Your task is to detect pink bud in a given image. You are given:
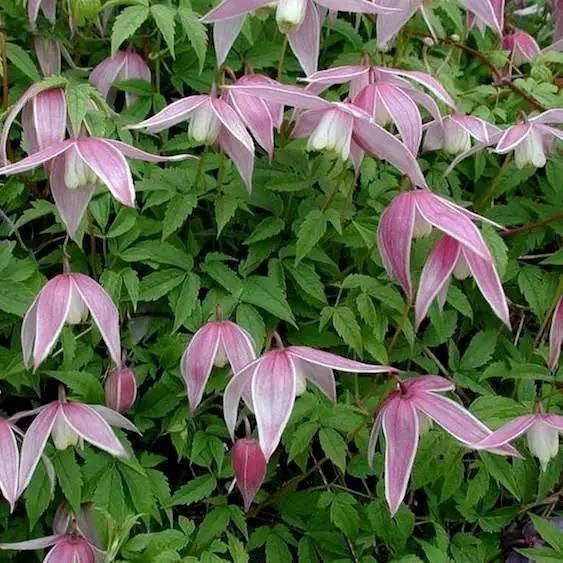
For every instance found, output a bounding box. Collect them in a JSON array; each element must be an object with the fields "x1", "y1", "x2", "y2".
[
  {"x1": 232, "y1": 438, "x2": 266, "y2": 511},
  {"x1": 105, "y1": 367, "x2": 137, "y2": 413}
]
